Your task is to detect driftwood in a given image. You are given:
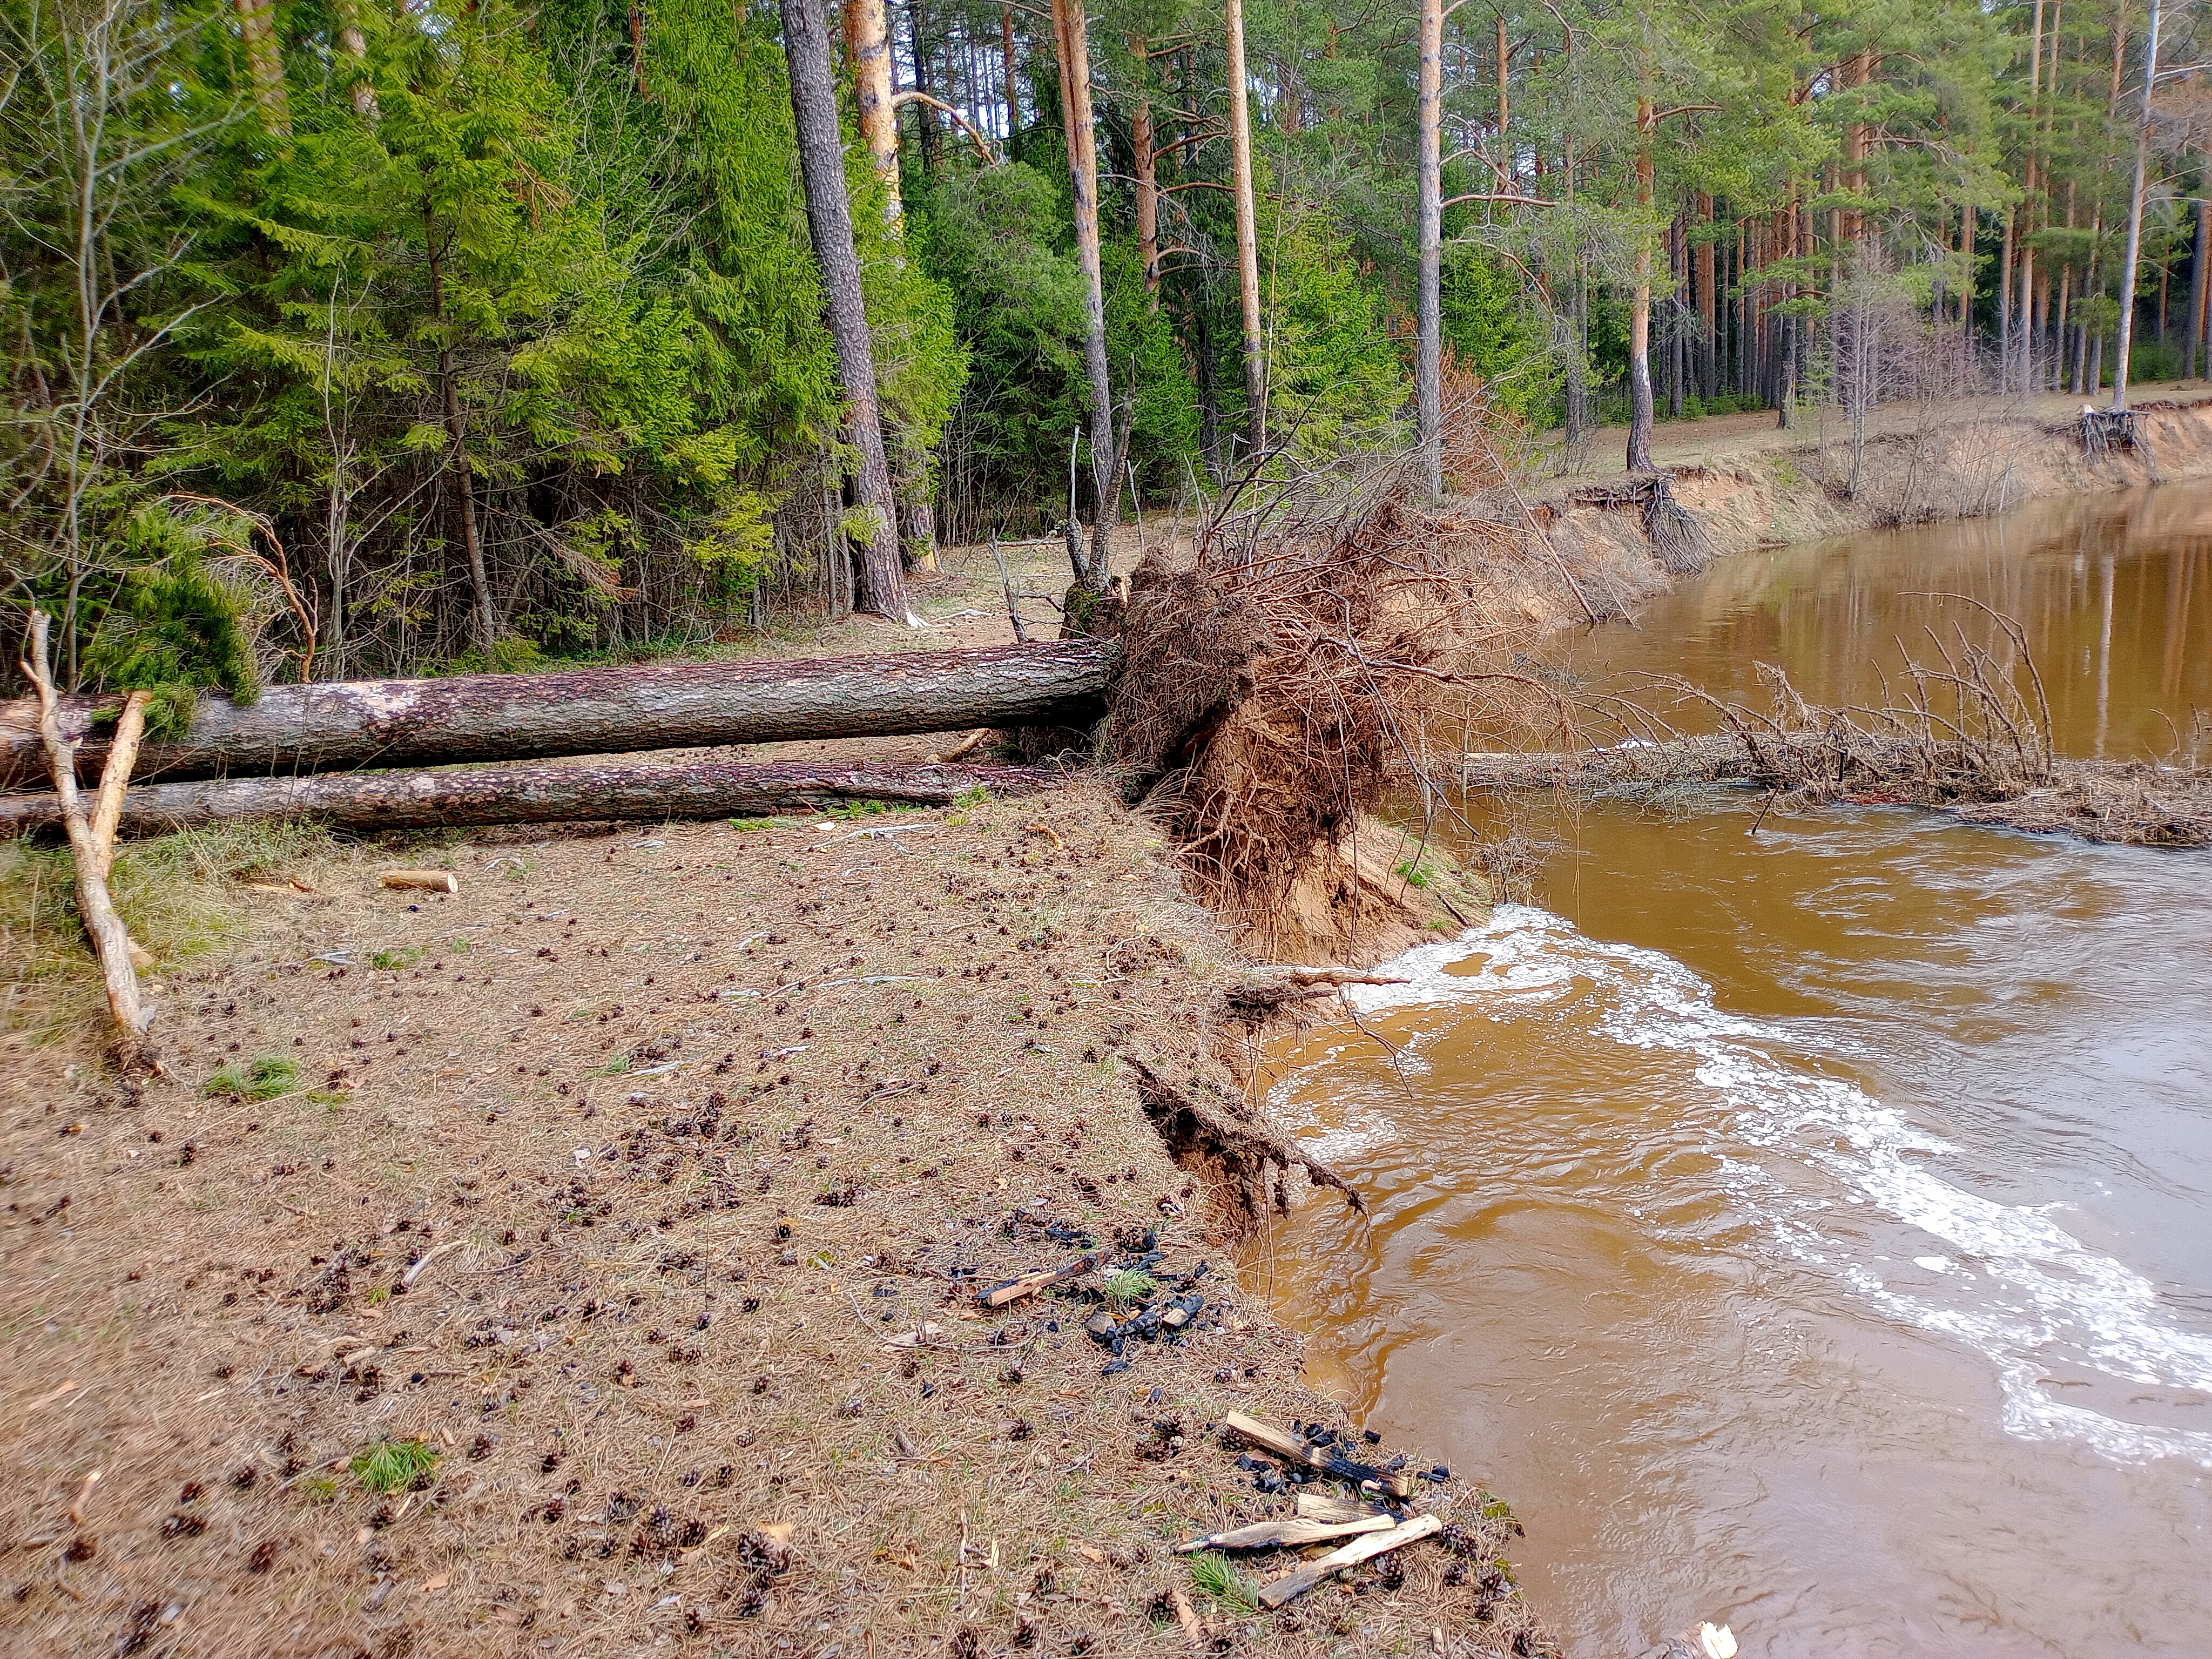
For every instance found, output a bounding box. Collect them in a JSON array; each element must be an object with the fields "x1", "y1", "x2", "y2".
[
  {"x1": 1, "y1": 639, "x2": 1115, "y2": 790},
  {"x1": 1255, "y1": 1514, "x2": 1442, "y2": 1609},
  {"x1": 1294, "y1": 1492, "x2": 1387, "y2": 1523},
  {"x1": 0, "y1": 758, "x2": 1058, "y2": 838},
  {"x1": 1174, "y1": 1514, "x2": 1394, "y2": 1553},
  {"x1": 18, "y1": 614, "x2": 154, "y2": 1069}
]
